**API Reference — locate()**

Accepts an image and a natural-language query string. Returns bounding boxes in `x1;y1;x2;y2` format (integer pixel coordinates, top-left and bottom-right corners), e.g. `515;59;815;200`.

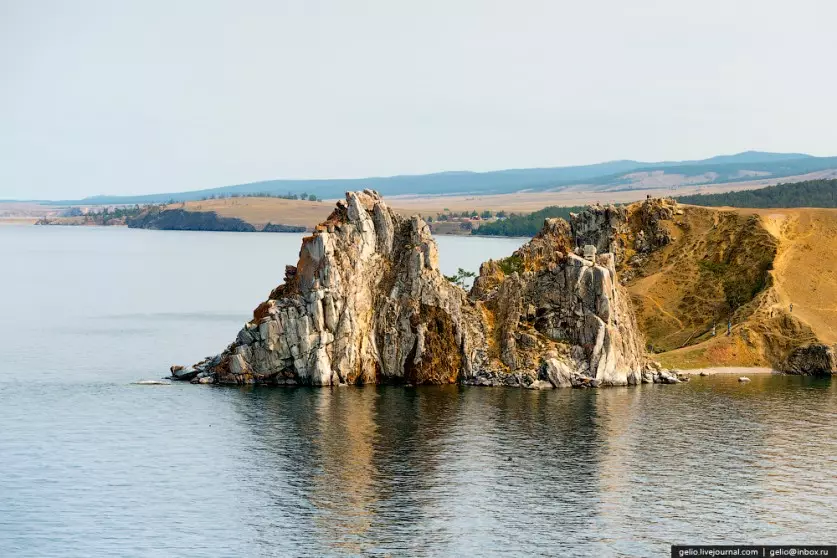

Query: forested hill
676;179;837;208
474;205;585;237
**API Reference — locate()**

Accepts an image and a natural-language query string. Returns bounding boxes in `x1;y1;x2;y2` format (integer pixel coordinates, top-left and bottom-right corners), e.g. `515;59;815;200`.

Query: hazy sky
2;0;836;200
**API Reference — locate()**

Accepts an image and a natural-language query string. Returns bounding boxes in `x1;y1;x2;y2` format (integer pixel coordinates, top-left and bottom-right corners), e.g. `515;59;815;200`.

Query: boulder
780;344;837;376
542;358;573;388
654;370;680;384
169;366;198;381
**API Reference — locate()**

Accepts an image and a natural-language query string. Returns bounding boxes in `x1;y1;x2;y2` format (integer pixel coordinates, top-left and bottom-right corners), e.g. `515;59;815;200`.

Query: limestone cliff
469;217;649;387
173;191;660;387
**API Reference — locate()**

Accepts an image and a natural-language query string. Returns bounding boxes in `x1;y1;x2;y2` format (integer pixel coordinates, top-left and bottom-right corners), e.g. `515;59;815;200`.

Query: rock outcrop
780;344;837;376
185;190;488;386
174;191;660;387
469;216;648;387
567;197;677;272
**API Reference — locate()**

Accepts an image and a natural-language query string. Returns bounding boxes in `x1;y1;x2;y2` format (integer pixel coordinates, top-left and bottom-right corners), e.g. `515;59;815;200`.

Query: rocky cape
170;190;692;388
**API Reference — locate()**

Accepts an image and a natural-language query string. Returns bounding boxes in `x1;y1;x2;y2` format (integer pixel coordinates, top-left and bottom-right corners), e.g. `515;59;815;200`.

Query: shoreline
167;368;808;388
676;366;777;375
6;219;533;238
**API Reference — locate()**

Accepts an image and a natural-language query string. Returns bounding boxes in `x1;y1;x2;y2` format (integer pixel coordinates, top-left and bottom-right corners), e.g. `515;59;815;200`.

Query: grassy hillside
614;201;837;369
624;207;778;357
173;197;332;228
676;178;837;208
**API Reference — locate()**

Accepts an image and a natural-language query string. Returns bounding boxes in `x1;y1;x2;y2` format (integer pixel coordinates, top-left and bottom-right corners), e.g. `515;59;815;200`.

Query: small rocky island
171;190;688;388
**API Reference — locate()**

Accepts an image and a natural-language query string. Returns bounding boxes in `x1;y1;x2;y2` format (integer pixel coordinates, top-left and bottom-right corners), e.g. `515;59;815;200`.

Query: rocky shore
169;190;835;387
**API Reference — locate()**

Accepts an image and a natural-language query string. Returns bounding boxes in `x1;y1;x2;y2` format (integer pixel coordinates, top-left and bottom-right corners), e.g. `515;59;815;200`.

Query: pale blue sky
2;0;836;199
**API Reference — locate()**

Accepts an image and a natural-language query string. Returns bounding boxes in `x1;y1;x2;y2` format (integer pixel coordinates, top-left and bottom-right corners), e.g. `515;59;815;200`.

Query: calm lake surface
1;225;836;557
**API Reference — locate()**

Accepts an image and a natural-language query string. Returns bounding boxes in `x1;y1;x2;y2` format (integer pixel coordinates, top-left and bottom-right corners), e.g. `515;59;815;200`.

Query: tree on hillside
444;268;477;289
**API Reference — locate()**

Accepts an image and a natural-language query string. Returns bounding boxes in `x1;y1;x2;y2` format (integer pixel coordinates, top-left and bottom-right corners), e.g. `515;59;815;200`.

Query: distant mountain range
42;151;837;205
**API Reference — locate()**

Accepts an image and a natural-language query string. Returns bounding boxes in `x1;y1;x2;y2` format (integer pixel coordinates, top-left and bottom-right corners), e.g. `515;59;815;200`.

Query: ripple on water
1;374;836;557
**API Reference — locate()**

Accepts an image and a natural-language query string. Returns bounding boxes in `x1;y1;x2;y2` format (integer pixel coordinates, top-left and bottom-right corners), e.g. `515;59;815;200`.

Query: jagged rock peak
185;190;487;387
567;197;679;267
470;209;649;387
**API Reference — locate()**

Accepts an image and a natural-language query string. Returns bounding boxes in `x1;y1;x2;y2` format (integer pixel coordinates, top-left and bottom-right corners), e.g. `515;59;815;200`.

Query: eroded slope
618;201;834;369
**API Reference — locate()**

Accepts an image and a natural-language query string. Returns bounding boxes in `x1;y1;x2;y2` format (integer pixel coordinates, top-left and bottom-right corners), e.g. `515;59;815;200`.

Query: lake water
1;225;836;557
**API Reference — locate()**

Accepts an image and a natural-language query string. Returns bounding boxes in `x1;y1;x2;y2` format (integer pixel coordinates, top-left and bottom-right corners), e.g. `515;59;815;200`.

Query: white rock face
180;191;657;388
193;190;486;386
470;216;648;387
543;358;573;388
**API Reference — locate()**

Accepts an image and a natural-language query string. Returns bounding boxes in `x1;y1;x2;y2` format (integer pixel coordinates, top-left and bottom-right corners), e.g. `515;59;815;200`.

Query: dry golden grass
641;205;837;368
625;206;778;353
171;198;333;228
171;197;434;229
657;334;765;369
738;207;837;345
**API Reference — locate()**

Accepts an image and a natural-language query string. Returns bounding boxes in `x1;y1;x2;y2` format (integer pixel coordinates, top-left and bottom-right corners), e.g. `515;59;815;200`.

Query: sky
2;0;836;200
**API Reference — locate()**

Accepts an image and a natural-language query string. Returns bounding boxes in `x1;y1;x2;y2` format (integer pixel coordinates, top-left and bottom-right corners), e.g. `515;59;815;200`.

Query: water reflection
222;376;836;556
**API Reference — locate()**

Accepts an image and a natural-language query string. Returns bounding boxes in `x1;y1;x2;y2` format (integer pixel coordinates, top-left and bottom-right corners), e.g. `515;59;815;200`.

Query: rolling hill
42;151;837;205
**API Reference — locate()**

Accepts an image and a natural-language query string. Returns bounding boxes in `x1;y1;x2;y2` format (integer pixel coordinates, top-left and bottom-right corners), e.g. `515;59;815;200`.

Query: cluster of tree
92;205;150;220
473;205;586;237
444;268;477;289
676;179;837;208
431;209;506;223
56;204;155;225
197;192;320;202
127;208;255;232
